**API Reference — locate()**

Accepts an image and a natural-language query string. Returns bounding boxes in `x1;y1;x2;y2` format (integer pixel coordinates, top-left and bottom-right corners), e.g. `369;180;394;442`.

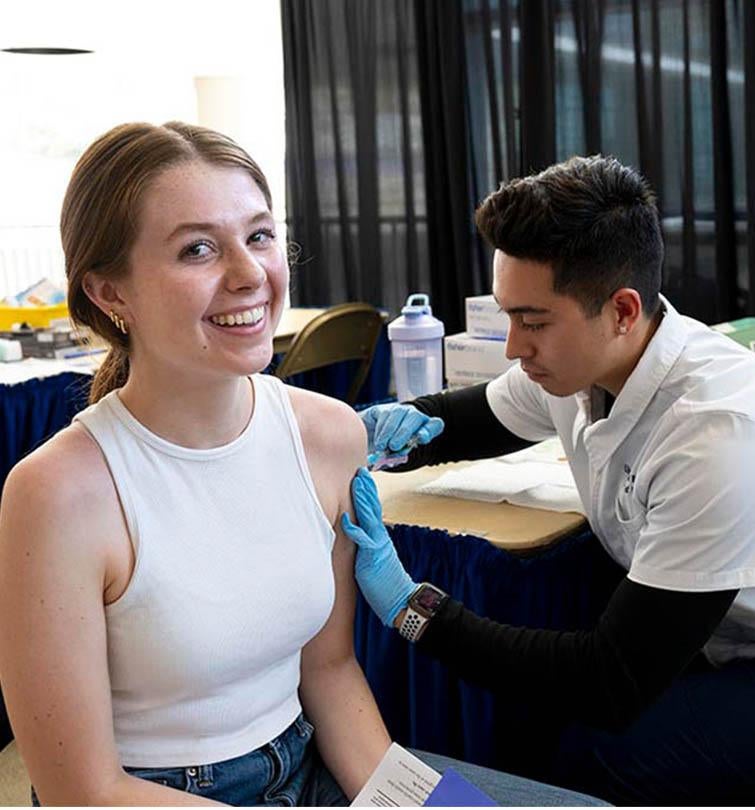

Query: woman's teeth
210;306;265;327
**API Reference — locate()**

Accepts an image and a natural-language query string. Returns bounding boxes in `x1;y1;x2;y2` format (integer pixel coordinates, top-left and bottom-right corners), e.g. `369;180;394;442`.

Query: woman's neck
117;366;255;449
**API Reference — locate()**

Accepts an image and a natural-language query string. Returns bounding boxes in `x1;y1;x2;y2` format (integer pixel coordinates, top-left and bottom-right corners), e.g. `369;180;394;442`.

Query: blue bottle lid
388;294;445;341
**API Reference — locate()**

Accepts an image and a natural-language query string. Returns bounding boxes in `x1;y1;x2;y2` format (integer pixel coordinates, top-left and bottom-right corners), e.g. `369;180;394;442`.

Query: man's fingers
373;407;408;453
387;409;427;451
417;417;444;445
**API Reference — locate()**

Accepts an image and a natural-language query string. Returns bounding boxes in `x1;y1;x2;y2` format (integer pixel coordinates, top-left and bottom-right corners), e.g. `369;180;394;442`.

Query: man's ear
82;272;129;320
610;288;643;336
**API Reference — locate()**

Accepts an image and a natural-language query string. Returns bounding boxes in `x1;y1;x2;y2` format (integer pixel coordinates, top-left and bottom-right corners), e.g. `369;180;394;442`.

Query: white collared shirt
486;295;755;665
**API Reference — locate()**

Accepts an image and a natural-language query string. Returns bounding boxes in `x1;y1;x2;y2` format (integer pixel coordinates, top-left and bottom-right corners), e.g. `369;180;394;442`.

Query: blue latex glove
340;467;418;626
360;403;445;456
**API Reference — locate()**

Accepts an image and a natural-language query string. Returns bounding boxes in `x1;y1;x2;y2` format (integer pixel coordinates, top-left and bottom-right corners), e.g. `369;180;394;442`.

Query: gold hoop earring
108;310;128;335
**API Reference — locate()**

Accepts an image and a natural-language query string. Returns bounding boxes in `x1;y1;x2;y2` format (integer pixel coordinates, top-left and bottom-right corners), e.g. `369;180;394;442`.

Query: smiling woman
0;121;391;807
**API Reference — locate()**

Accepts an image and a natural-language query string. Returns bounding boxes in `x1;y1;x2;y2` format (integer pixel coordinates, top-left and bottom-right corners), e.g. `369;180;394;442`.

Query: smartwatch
398;583;448;643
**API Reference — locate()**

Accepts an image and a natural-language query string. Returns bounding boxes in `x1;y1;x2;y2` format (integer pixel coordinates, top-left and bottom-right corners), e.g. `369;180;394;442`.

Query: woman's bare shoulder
2;422;111;526
285;386;367;467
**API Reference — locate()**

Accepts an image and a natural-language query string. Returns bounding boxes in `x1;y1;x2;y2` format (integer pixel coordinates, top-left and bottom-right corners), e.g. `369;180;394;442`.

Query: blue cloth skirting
0;372;91;497
354;524;625;769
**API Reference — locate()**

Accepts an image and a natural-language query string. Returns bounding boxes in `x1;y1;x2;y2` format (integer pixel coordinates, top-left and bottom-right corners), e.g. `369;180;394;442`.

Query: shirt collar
582;294;687;465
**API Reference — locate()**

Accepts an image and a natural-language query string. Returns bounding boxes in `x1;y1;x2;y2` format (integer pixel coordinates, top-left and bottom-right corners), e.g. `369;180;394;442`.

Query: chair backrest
274;302;384;404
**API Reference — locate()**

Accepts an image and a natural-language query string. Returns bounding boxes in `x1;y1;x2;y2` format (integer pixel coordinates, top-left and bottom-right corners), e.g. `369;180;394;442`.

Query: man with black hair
342;155;755;804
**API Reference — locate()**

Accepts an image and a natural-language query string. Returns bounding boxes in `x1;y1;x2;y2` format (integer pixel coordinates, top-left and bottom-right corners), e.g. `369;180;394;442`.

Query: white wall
0;0;287;298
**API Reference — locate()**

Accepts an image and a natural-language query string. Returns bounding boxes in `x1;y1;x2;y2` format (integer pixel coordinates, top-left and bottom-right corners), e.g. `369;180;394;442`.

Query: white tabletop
0;354;103;386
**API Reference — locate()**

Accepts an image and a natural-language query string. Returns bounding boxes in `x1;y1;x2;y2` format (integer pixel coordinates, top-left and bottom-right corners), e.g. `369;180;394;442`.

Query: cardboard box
465;294;509;340
711;317;755;351
444;331;517;382
446;379;482;391
0;325;92;359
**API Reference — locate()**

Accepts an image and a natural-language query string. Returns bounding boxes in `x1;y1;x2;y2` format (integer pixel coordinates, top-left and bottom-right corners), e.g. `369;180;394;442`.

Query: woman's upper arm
294;391;366;669
0;447;124;805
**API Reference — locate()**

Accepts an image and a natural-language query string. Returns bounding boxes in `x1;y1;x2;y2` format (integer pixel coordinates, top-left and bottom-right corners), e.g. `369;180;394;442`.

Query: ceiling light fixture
2;47;93;55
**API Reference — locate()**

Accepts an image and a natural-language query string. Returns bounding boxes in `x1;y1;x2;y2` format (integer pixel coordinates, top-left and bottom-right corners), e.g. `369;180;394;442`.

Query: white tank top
73;374;335;768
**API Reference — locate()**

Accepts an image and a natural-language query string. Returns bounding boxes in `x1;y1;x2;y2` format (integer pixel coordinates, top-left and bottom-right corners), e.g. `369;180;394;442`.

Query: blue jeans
31;715;346;807
31;713;608;806
125;714;345;807
412;749;609;806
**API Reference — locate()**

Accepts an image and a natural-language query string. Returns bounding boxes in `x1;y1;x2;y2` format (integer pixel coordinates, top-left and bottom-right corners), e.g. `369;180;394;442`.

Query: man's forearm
414;580;737;731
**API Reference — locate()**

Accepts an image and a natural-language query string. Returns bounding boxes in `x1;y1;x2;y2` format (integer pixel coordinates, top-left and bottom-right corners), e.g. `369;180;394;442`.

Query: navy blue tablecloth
0;372;91;497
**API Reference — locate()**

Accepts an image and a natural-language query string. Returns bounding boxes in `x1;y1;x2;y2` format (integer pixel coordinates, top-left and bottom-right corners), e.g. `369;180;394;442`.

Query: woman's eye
180;240;214;260
250;228;276;245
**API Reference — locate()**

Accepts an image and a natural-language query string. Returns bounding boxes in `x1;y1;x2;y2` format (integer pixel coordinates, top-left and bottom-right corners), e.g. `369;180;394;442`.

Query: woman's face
119;160;288;382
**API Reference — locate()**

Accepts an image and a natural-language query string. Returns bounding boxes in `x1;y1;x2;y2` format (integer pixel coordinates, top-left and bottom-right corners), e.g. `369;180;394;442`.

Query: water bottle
388;294;445;401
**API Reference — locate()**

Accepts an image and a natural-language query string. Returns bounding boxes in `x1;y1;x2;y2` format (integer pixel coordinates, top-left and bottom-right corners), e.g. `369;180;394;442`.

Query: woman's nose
225;248;266;290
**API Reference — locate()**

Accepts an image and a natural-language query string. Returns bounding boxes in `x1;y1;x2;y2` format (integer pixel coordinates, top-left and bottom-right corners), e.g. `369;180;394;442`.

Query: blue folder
424;767;497;806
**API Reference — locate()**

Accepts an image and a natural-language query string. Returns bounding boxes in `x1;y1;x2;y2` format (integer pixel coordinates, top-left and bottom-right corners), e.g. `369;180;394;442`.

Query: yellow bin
0;303;70;330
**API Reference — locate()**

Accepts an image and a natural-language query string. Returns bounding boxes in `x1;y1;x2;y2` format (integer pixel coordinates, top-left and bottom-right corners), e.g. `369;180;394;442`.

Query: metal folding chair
274;302;384;405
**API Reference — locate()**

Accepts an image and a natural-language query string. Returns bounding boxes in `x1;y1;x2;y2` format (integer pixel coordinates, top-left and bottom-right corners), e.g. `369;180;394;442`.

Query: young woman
0;122;604;807
0;121;390;806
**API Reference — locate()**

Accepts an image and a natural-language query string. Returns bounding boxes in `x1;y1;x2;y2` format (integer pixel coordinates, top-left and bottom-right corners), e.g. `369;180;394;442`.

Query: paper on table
494;435;567;465
417;438;585;515
351;743;441;807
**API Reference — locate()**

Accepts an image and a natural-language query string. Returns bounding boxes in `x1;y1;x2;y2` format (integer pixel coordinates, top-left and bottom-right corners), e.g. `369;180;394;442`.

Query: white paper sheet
351;743;441;807
417;438;585;514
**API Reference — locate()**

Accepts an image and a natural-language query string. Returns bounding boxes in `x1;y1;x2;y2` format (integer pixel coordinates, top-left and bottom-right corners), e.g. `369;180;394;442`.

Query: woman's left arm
299;526;391;799
290;388;391;799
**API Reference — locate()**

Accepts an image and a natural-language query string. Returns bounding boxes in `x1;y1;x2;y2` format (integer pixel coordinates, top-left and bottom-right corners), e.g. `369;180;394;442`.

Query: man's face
492;250;616;397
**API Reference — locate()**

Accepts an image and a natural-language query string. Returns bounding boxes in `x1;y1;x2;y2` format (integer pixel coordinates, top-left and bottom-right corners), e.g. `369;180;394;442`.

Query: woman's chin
238;346;275;376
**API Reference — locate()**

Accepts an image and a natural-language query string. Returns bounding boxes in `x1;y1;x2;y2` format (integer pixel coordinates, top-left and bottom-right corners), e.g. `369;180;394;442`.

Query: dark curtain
414;1;482;333
282;0;494;334
283;0;755;330
465;0;755;323
282;0;439;325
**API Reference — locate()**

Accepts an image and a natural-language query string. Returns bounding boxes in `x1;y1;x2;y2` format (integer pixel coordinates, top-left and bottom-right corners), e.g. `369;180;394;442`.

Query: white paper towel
417;437;585;514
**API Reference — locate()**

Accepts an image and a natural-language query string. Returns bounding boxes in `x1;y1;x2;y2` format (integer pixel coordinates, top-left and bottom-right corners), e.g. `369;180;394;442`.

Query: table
272;307;325;354
374;461;586;552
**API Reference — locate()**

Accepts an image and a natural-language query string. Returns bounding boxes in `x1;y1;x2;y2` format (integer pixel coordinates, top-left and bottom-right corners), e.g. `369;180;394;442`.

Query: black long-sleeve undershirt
395;383;533;470
394;383;739;730
418;580;737;731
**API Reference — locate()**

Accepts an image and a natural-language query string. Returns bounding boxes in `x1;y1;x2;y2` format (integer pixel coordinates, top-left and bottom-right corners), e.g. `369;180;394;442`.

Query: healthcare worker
341;155;755;805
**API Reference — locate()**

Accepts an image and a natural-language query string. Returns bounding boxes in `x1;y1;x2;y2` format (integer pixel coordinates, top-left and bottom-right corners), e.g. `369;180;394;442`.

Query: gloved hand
360;403;444;456
340;467;418;626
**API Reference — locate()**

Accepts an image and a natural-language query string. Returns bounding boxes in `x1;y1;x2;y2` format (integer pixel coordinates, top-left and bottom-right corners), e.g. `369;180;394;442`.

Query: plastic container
0;303;69;330
388;294;445;401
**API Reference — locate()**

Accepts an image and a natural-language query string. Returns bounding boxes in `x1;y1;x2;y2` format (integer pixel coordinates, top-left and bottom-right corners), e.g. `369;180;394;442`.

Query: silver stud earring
108;310;128;335
618;325;628;335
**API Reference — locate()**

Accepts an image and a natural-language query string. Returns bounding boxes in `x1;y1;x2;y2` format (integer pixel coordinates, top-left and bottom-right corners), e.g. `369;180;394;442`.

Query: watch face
413;585;446;615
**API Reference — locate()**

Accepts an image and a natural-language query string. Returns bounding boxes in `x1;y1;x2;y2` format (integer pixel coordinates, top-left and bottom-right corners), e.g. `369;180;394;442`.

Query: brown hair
475;155;663;317
61;121;273;403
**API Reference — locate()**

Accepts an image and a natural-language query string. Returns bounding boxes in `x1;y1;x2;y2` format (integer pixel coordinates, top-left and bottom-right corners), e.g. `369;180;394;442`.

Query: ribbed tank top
73;374;335;768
